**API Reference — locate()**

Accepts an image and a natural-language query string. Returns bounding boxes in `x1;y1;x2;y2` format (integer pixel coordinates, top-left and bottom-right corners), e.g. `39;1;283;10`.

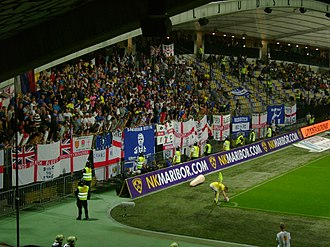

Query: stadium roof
0;0;329;82
172;0;330;49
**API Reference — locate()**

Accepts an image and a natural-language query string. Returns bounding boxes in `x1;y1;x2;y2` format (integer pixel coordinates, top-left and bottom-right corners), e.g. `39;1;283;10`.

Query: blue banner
95;133;112;150
124;125;155;161
232;116;250;138
267;105;285;124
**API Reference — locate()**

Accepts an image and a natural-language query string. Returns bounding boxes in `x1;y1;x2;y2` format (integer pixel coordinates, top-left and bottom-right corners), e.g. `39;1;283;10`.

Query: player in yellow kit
209;172;229;204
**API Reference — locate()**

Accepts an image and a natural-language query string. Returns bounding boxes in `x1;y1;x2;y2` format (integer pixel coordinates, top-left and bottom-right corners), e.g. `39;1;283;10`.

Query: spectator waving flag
162;43;174;57
231;87;250;97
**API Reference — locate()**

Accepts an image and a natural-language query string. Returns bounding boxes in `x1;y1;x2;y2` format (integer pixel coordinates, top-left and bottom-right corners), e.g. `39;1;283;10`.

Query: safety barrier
0;175;79;217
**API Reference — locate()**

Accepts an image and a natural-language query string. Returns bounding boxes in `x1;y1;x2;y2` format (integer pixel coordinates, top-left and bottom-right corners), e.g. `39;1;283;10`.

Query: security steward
235;133;245;147
82;160;92;198
204;140;212;156
249;129;256;143
266;125;272;138
309;115;315;125
172;147;181;165
223;136;231;151
75;180;90;220
190;143;200;160
82;161;92;187
136;153;145;171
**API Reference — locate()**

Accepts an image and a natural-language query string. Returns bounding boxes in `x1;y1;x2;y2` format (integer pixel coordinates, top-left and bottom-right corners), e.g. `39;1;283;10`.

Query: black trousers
77;200;88;218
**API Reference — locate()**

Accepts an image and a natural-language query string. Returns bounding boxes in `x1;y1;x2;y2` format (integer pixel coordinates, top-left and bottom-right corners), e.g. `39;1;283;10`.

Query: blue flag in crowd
95;133;112;150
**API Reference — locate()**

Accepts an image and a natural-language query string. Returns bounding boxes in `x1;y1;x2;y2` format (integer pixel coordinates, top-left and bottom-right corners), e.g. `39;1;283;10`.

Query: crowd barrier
1;119;328;217
124;120;330;199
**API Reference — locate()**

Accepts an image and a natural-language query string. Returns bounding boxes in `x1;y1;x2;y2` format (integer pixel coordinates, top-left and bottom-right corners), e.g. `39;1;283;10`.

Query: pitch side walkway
0;189;255;247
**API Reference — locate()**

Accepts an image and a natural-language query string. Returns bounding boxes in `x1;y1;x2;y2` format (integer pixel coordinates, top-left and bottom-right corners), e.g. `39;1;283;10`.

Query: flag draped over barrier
252;112;267;139
94;135;122;181
11;135;93;186
267;105;285;124
285;104;297;125
37;141;61;181
12;146;37;186
124;125;155;161
212;114;230;141
232;116;250;137
172;119;196;148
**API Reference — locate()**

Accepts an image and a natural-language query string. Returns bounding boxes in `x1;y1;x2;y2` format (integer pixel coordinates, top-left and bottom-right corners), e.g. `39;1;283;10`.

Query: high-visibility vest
83;167;92;181
205;143;212;154
266;127;272;138
173;150;181;164
137;156;145;169
236;135;244;146
191;146;200;158
249;131;256;142
309;117;315;125
78;186;89;200
223;140;230;151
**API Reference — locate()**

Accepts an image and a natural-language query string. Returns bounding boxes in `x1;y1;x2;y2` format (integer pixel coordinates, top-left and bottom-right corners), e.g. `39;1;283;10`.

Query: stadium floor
0;189;255;247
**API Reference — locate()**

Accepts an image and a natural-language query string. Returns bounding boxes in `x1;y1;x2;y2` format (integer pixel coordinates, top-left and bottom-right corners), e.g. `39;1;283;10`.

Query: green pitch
231;154;330;218
112;147;330;247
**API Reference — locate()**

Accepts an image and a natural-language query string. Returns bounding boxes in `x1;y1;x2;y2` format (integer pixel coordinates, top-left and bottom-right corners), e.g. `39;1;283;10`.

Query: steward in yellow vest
223;137;231;151
266;126;272;138
249;129;256;143
190;143;200;160
75;180;90;220
172;147;181;165
235;133;245;147
204;140;212;156
136;153;145;170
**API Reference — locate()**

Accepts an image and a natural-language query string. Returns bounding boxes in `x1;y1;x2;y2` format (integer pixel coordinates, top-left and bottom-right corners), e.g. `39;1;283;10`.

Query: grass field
231;154;330;218
111;145;330;247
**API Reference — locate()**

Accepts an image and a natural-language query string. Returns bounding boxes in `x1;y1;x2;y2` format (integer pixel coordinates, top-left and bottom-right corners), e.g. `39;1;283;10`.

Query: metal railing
0;174;78;217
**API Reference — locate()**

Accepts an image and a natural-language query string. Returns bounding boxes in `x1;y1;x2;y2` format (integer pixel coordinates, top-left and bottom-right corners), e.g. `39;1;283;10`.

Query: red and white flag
213;114;231;141
196;115;209;143
162;43;174;57
37;141;61;181
12;146;37;186
285;104;297;125
72;135;93;172
94;135;122;181
172;119;196;148
0;150;4;189
252;112;267;139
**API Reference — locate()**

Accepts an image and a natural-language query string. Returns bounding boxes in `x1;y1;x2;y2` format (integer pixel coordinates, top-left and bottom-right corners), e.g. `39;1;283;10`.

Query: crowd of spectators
0;46;328;149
